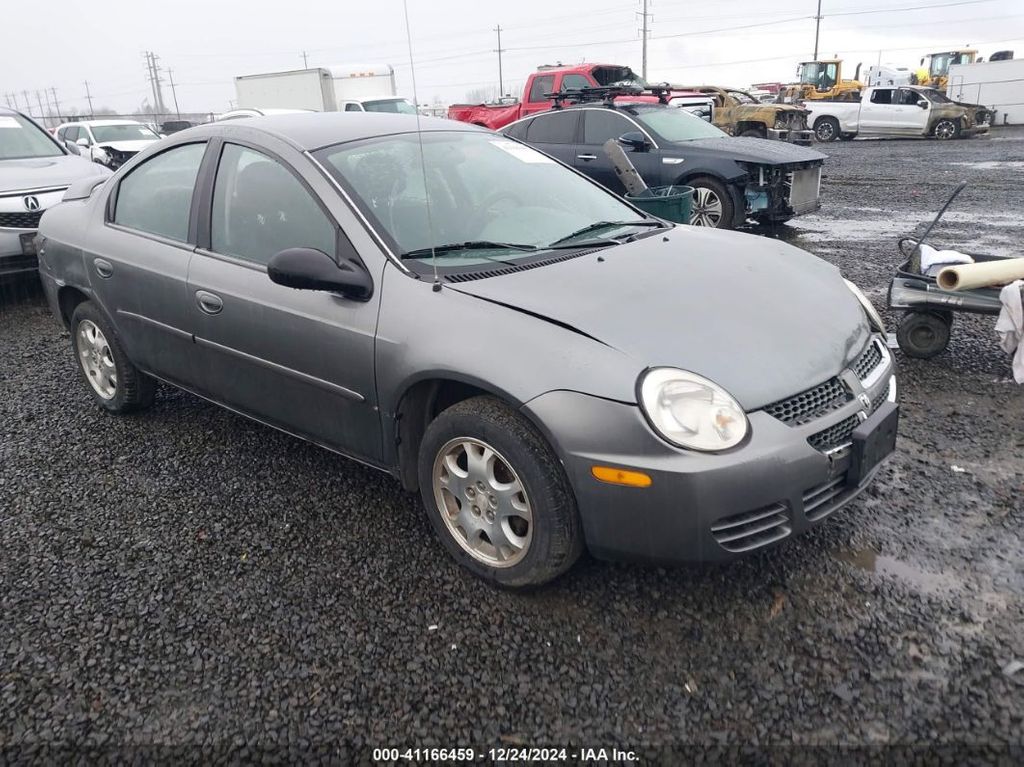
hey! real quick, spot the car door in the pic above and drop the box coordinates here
[573,109,662,195]
[521,110,579,165]
[186,140,382,461]
[86,140,209,386]
[894,88,931,132]
[860,88,895,131]
[521,74,556,117]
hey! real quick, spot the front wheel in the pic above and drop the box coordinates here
[71,301,155,413]
[933,118,961,140]
[814,117,840,142]
[418,396,583,587]
[738,128,764,138]
[688,177,735,229]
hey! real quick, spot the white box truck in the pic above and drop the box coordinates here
[234,65,417,114]
[947,58,1024,125]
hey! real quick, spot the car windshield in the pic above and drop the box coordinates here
[923,89,952,104]
[632,107,727,142]
[316,131,650,269]
[728,90,759,104]
[91,124,159,142]
[362,99,418,115]
[0,113,63,160]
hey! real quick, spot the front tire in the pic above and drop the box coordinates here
[71,301,155,413]
[738,128,764,138]
[688,177,735,229]
[896,311,951,358]
[814,117,840,142]
[418,396,583,587]
[933,118,961,140]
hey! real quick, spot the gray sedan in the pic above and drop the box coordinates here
[36,113,898,586]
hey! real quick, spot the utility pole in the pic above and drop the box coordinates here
[34,90,45,120]
[493,25,505,96]
[813,0,823,60]
[143,51,167,115]
[637,0,653,81]
[50,87,62,120]
[167,69,181,118]
[42,88,54,121]
[301,50,309,69]
[21,91,30,114]
[84,81,95,119]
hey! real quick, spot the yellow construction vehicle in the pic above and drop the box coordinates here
[779,59,862,102]
[916,49,977,91]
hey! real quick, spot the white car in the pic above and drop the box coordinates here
[54,120,161,169]
[215,108,315,121]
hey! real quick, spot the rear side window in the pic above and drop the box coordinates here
[583,110,634,145]
[210,143,336,266]
[528,75,555,103]
[871,89,893,104]
[113,142,206,242]
[526,111,578,144]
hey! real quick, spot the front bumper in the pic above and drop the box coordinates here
[0,229,39,278]
[767,127,814,145]
[523,340,896,564]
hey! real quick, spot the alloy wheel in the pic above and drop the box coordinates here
[76,319,117,400]
[816,121,836,142]
[935,120,956,140]
[432,437,533,567]
[690,187,724,227]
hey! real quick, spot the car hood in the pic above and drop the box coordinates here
[671,136,825,164]
[447,227,870,410]
[96,139,157,152]
[0,154,110,195]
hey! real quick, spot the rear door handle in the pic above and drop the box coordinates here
[94,258,113,278]
[576,154,598,161]
[195,290,223,315]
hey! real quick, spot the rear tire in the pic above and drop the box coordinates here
[687,177,735,229]
[814,117,840,142]
[896,311,951,359]
[417,396,583,587]
[70,301,155,413]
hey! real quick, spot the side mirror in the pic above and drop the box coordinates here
[919,101,929,109]
[617,131,649,151]
[76,137,90,147]
[267,247,372,299]
[65,140,81,156]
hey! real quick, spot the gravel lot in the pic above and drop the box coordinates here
[2,129,1022,757]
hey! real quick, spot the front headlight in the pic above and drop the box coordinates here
[639,368,748,451]
[844,278,885,332]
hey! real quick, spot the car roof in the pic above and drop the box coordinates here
[192,112,482,151]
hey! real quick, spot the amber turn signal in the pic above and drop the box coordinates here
[591,465,653,488]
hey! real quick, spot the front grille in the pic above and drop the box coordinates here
[0,211,43,229]
[802,474,853,521]
[808,413,860,453]
[852,340,883,381]
[710,502,792,553]
[765,377,850,426]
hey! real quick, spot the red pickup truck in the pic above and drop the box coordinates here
[448,63,709,130]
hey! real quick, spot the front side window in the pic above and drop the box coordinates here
[633,107,727,142]
[65,126,81,143]
[113,142,206,241]
[0,113,63,160]
[528,76,555,103]
[525,111,578,144]
[315,131,649,270]
[344,103,364,112]
[91,123,160,143]
[896,89,923,106]
[211,144,336,266]
[582,110,634,145]
[561,74,592,91]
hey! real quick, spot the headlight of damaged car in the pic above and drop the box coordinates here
[844,278,886,332]
[639,368,748,451]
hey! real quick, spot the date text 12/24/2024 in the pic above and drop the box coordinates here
[373,747,638,762]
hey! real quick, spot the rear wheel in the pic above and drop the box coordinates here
[933,118,961,140]
[418,396,583,587]
[814,117,840,142]
[896,311,951,358]
[71,301,155,413]
[688,177,735,229]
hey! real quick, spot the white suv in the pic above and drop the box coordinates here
[54,120,161,169]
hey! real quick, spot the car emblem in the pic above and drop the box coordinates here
[23,196,40,211]
[858,393,871,409]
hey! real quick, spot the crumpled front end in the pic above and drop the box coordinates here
[740,161,823,222]
[767,109,814,145]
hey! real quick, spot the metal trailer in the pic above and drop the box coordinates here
[947,58,1024,125]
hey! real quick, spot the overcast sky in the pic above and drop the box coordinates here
[4,0,1023,115]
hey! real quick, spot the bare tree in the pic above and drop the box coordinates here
[464,86,498,105]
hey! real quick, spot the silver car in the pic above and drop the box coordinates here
[0,107,109,279]
[36,114,898,586]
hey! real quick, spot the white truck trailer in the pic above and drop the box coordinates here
[234,65,416,114]
[947,58,1024,125]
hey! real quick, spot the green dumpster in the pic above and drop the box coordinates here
[625,185,694,225]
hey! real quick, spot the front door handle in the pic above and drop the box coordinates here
[576,154,598,161]
[94,258,113,278]
[195,290,223,315]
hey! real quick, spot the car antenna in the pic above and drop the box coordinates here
[402,0,442,292]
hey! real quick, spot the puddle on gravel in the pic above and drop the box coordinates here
[949,160,1024,170]
[833,547,964,597]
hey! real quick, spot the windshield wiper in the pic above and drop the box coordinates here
[548,220,665,247]
[399,241,538,260]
